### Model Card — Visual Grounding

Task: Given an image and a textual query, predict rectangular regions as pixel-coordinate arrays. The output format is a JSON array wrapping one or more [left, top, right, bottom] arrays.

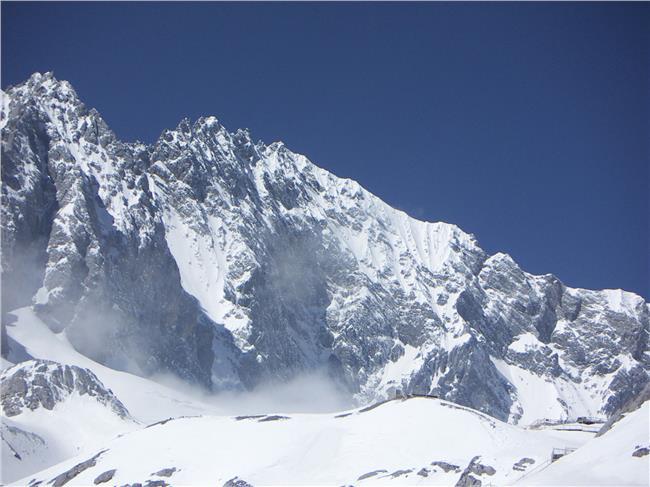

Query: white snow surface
[[2, 307, 222, 423], [1, 392, 136, 484], [12, 397, 595, 487], [519, 402, 650, 486]]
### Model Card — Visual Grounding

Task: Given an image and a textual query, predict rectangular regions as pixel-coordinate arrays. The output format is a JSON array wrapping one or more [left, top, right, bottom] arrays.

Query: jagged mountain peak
[[1, 74, 647, 425], [7, 71, 75, 97]]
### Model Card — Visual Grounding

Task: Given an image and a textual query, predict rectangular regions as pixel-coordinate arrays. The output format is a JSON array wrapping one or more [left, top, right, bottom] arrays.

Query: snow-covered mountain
[[1, 359, 137, 483], [1, 72, 648, 427]]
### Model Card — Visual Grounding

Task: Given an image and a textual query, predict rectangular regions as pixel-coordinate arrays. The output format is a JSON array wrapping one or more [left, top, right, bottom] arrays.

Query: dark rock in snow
[[143, 481, 170, 487], [386, 469, 412, 478], [235, 414, 266, 421], [469, 459, 495, 476], [357, 470, 388, 480], [512, 457, 535, 471], [94, 469, 117, 484], [49, 450, 106, 487], [455, 456, 496, 487], [0, 360, 130, 418], [223, 477, 254, 487], [151, 467, 177, 477], [430, 461, 461, 473], [257, 415, 289, 422], [455, 474, 482, 487]]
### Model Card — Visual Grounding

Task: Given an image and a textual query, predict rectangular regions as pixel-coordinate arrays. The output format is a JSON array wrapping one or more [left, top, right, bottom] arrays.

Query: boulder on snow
[[94, 469, 117, 484], [223, 477, 254, 487]]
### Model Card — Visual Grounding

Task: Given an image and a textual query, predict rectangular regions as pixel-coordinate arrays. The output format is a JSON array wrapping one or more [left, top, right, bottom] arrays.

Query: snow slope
[[519, 402, 650, 486], [1, 388, 137, 484], [12, 396, 595, 487], [0, 358, 140, 483], [1, 308, 222, 483], [2, 307, 221, 423]]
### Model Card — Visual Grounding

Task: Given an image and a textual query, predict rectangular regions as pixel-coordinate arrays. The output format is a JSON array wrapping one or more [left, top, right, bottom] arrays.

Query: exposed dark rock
[[357, 470, 387, 480], [151, 467, 177, 477], [386, 469, 412, 478], [145, 418, 175, 429], [633, 447, 649, 457], [1, 360, 130, 418], [417, 468, 430, 477], [49, 450, 106, 487], [455, 474, 481, 487], [470, 461, 495, 476], [455, 456, 496, 487], [223, 477, 254, 487], [94, 469, 117, 484], [257, 415, 289, 422], [430, 461, 461, 473], [512, 457, 535, 471]]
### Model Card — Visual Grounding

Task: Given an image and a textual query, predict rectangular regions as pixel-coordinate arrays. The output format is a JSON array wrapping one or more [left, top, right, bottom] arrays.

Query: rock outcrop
[[1, 359, 130, 418]]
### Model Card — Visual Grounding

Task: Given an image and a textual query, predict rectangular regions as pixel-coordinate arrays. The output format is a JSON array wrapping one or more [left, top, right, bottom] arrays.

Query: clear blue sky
[[2, 2, 648, 298]]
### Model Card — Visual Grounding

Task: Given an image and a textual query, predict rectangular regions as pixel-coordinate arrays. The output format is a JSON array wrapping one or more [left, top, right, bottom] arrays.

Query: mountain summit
[[2, 73, 648, 424]]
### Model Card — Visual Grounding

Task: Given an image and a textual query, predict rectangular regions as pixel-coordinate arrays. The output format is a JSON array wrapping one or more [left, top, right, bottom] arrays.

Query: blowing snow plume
[[151, 368, 355, 415]]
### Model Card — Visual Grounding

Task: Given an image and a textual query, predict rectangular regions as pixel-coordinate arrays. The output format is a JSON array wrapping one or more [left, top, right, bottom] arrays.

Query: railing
[[511, 446, 577, 484], [575, 416, 603, 425], [512, 458, 552, 484], [551, 447, 577, 461], [529, 417, 604, 429]]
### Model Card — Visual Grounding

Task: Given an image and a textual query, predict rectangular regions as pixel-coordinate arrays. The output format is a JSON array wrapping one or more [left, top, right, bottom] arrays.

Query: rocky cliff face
[[2, 73, 648, 423], [0, 359, 130, 418]]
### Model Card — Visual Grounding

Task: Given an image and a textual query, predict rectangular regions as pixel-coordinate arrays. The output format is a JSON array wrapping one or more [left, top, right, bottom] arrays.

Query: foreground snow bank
[[1, 360, 138, 484], [520, 402, 650, 486], [13, 396, 594, 486]]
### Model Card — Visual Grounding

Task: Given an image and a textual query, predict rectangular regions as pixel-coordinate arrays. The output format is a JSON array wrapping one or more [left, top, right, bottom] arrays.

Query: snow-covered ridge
[[0, 358, 138, 484], [7, 396, 600, 487], [1, 72, 648, 426], [0, 359, 130, 419], [11, 393, 649, 487]]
